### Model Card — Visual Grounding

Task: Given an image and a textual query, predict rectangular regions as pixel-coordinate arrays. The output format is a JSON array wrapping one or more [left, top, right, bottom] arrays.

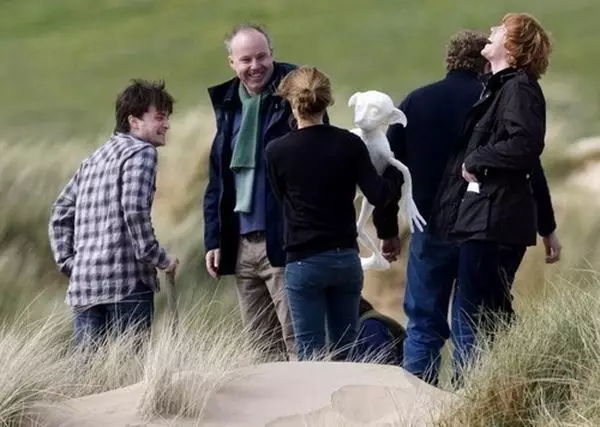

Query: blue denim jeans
[[403, 228, 458, 384], [284, 248, 363, 361], [72, 286, 154, 350], [402, 229, 526, 385]]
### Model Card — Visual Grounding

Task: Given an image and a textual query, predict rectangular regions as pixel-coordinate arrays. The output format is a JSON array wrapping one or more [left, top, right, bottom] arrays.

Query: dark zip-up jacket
[[203, 62, 297, 275]]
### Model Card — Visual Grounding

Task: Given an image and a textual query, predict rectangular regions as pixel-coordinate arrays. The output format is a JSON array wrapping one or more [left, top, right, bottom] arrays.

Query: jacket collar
[[445, 69, 479, 81], [208, 61, 297, 110], [481, 67, 519, 90], [113, 132, 154, 147]]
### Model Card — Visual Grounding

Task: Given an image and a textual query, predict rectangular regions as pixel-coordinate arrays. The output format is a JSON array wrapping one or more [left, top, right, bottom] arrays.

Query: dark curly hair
[[445, 30, 489, 74], [114, 79, 174, 134]]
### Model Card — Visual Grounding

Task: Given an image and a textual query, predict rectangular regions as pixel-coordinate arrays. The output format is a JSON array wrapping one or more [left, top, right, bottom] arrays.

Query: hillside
[[1, 1, 600, 319], [2, 3, 600, 425], [2, 0, 600, 139]]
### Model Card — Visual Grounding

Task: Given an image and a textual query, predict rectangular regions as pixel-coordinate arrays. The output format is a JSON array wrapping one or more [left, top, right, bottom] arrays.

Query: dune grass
[[0, 312, 71, 426], [0, 274, 598, 426], [0, 297, 258, 426], [136, 304, 262, 421], [437, 278, 600, 427]]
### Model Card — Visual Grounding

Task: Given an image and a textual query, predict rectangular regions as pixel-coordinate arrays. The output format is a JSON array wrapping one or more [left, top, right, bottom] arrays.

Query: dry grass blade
[[164, 271, 179, 332], [136, 303, 265, 423]]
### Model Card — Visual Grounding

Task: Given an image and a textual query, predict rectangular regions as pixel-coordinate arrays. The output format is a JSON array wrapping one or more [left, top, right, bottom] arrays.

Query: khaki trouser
[[235, 232, 296, 361]]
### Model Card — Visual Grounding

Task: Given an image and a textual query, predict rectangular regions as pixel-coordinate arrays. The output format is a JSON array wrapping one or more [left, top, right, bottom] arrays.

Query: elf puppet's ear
[[389, 108, 408, 127], [348, 92, 362, 107]]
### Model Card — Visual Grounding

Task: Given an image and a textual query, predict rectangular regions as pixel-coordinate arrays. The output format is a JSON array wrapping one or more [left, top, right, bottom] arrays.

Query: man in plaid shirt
[[49, 79, 179, 347]]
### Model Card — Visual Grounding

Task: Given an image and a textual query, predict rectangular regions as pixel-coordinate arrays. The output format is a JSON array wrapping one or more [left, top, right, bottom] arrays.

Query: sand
[[27, 361, 456, 427]]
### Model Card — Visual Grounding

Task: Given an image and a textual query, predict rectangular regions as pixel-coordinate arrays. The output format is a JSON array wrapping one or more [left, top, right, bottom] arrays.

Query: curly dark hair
[[114, 79, 174, 134], [445, 30, 489, 74]]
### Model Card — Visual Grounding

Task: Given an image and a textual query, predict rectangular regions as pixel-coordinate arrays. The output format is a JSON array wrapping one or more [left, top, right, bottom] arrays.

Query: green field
[[2, 0, 600, 139]]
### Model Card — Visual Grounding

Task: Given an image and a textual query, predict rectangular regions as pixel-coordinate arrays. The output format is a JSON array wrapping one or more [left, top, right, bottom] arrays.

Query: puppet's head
[[348, 90, 407, 131]]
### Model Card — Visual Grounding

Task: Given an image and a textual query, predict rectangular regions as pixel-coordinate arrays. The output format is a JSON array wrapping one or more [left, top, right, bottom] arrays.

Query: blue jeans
[[403, 229, 526, 385], [285, 248, 363, 361], [72, 286, 154, 350], [403, 228, 458, 384]]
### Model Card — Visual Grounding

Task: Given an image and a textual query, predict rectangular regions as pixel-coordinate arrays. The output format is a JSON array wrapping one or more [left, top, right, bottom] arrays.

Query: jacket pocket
[[452, 189, 492, 234]]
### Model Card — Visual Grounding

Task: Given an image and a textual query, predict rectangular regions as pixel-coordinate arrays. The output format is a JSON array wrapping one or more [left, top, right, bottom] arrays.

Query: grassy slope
[[1, 5, 600, 424], [0, 1, 599, 320], [1, 0, 599, 139]]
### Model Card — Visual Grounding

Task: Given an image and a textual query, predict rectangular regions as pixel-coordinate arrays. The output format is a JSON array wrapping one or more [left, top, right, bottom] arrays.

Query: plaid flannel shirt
[[49, 133, 171, 308]]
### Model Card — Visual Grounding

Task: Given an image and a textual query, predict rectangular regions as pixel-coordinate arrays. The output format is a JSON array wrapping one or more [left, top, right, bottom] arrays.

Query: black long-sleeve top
[[265, 124, 401, 263]]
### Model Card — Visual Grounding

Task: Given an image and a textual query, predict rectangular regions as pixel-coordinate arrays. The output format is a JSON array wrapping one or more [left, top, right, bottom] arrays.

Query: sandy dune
[[28, 361, 456, 427]]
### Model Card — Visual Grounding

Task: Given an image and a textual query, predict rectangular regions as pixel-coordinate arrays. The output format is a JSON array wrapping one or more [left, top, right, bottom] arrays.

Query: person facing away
[[426, 13, 554, 384], [354, 297, 405, 365], [373, 29, 561, 386], [264, 66, 402, 361], [203, 23, 310, 361], [48, 79, 179, 349]]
